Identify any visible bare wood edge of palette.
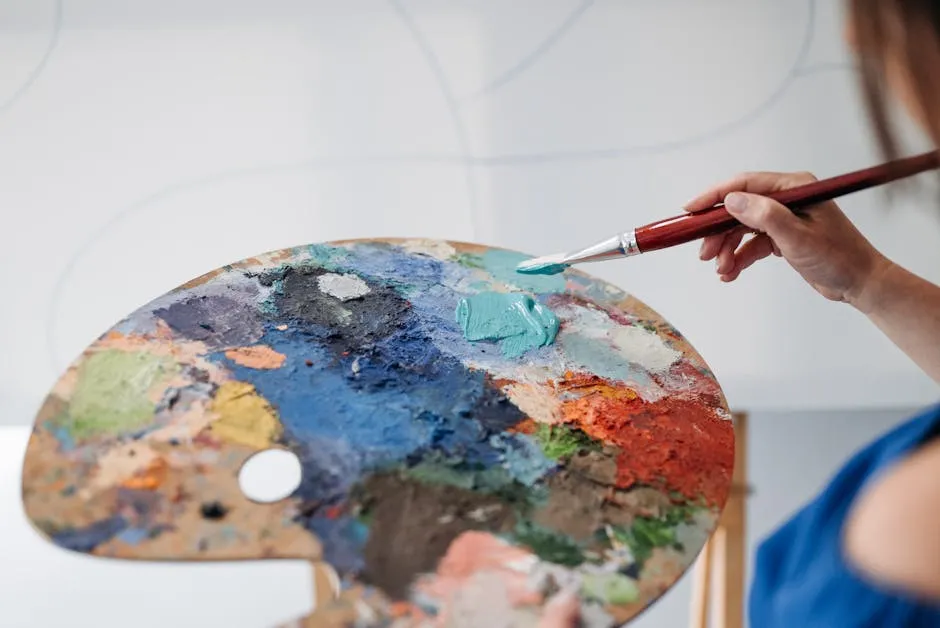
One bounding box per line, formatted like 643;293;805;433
690;411;749;628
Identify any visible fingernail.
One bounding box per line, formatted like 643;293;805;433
724;193;747;213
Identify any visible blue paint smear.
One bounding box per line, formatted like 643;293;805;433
213;322;542;480
306;516;369;574
115;527;150;546
52;516;127;552
47;423;75;451
488;433;556;486
339;242;446;295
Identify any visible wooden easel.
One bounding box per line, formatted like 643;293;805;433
690;412;749;628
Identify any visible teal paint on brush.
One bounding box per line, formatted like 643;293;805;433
480;250;566;294
515;260;569;276
455;292;560;358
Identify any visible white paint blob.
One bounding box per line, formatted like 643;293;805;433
317;272;371;302
401;238;457;260
557;303;681;373
238;449;302;503
609;326;682;373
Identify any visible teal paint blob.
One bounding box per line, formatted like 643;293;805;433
456;292;560;358
307;243;349;270
480;250;567;294
516;261;569;276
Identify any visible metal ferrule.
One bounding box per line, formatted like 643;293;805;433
562;229;641;265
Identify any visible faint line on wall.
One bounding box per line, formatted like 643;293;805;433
0;0;63;117
44;154;467;372
460;0;595;103
472;0;818;165
389;0;481;240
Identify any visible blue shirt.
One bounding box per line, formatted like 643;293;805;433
749;404;940;627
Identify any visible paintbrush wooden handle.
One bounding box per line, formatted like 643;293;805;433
634;150;940;253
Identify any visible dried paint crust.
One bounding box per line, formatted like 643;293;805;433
22;239;733;628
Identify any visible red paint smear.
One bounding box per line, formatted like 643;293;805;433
558;375;733;506
324;505;344;519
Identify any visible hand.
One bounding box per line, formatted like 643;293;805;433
684;170;891;306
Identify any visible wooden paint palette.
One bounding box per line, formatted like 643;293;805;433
22;239;733;627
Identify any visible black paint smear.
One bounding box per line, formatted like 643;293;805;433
200;501;229;520
154;295;263;348
469;380;526;433
348;471;518;600
270;266;413;357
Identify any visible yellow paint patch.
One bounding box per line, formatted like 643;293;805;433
209;382;282;449
225;345;287;370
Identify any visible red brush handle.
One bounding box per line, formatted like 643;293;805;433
635;150;940;253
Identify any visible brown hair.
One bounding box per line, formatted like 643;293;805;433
850;0;940;160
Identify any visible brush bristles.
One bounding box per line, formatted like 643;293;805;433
516;254;570;276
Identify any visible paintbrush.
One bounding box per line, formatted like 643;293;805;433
516;150;940;275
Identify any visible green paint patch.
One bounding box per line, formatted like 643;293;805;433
405;459;547;508
511;520;586;567
454;253;486;270
532;423;601;460
456;292;560;358
61;350;177;441
582;572;639;605
482;249;567;294
605;503;705;569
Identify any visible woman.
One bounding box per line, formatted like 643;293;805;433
546;1;940;626
687;1;940;625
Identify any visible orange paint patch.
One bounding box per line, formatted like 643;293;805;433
121;457;168;491
507;418;538;435
224;345;287;370
557;374;733;506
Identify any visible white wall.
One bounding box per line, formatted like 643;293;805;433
1;0;939;427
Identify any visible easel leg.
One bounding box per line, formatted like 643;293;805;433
689;411;748;628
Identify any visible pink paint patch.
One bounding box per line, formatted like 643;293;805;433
416;531;544;614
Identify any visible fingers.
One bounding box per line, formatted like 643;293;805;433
683;171;817;213
699;234;723;261
723;192;805;247
537;588;581;628
700;226;747;262
719;234;776;282
716;228;747;275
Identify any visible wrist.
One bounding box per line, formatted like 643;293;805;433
848;254;897;316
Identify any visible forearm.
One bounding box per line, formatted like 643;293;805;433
852;259;940;385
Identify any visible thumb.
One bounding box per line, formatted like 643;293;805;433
724;192;803;246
